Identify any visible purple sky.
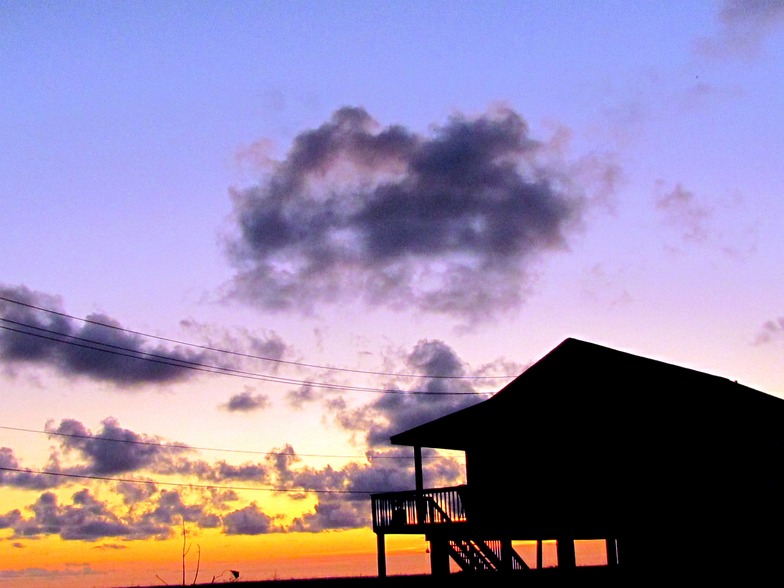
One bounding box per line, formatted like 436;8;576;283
2;1;784;585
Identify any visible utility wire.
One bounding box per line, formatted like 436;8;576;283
0;425;452;460
0;295;514;379
0;466;378;495
0;322;493;396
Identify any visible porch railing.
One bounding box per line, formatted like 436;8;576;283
371;485;467;531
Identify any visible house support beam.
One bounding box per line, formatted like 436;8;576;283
556;538;576;569
414;446;425;524
429;538;450;576
376;533;386;578
501;538;514;572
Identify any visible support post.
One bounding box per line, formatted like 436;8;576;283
414;446;425;525
556;538;576;569
501;538;513;572
376;533;386;578
429;538;450;576
536;540;543;569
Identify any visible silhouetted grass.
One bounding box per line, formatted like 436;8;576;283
130;566;632;587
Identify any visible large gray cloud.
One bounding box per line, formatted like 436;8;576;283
0;285;291;388
225;107;587;324
46;417;275;484
9;490;134;540
0;285;209;387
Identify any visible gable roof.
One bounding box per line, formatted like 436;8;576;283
390;337;784;450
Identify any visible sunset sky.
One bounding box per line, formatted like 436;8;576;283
2;1;784;586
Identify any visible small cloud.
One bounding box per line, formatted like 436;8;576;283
754;317;784;345
221;390;270;413
581;263;633;308
222;503;281;535
654;181;712;243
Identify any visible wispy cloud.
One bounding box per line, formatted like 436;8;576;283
224;106;594;325
755;317;784;345
655;181;712;243
329;339;485;447
697;0;784;60
0;564;102;581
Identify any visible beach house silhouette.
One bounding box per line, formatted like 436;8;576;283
371;338;784;579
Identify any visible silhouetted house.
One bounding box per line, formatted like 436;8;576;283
371;337;784;580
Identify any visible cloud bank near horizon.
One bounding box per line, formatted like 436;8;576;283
0;416;464;541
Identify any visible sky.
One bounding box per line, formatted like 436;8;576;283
2;0;784;585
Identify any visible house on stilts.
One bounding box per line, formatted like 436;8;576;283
371;338;784;580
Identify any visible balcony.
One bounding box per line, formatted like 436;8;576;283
371;485;532;574
371;485;468;532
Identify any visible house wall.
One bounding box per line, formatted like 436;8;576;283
460;414;784;575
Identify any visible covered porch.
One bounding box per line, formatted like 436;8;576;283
370;448;617;577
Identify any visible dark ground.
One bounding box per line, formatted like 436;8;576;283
132;566;633;587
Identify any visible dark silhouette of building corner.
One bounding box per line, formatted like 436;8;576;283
371;337;784;581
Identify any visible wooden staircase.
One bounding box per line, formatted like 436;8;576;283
373;487;530;575
426;497;528;573
447;538;529;573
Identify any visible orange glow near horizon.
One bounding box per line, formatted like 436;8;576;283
1;517;614;587
0;526;435;587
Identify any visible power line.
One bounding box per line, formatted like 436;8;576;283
0;466;377;495
0;425;451;460
0;322;492;396
0;295;514;379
